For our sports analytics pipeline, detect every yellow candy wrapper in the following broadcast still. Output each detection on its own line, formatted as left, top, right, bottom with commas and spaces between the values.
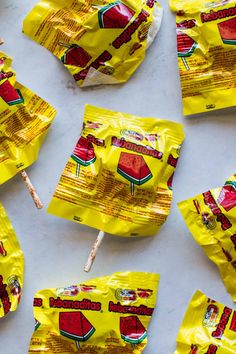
23, 0, 163, 87
178, 174, 236, 302
0, 202, 24, 318
175, 290, 236, 353
169, 0, 236, 115
0, 51, 56, 185
28, 271, 159, 353
48, 104, 184, 237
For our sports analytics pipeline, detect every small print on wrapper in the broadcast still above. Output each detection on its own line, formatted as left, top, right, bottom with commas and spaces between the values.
178, 174, 236, 302
0, 202, 24, 319
175, 290, 236, 353
28, 272, 159, 354
23, 0, 163, 87
0, 51, 56, 185
169, 0, 236, 116
47, 104, 184, 237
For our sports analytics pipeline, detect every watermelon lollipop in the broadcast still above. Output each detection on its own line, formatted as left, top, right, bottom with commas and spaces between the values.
120, 316, 147, 346
177, 31, 197, 70
218, 17, 236, 45
0, 79, 24, 106
98, 1, 135, 29
59, 312, 95, 349
117, 152, 152, 196
60, 43, 92, 68
217, 180, 236, 212
71, 136, 96, 177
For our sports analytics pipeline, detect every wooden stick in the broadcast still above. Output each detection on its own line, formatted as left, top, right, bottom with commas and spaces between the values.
84, 231, 105, 272
20, 170, 43, 209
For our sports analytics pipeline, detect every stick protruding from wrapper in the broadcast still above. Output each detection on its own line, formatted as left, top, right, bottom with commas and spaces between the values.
20, 170, 43, 209
84, 230, 105, 272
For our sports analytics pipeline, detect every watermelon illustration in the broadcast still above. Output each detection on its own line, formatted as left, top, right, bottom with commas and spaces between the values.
59, 312, 95, 349
34, 319, 41, 331
98, 1, 135, 29
117, 152, 152, 196
0, 241, 7, 256
177, 31, 197, 70
218, 17, 236, 45
0, 80, 24, 106
167, 173, 174, 190
217, 180, 236, 212
120, 316, 147, 346
61, 44, 92, 68
71, 136, 96, 177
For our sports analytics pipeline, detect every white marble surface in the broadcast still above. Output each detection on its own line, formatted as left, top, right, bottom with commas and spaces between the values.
0, 1, 236, 353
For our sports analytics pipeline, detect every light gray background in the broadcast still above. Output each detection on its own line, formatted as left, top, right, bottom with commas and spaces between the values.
0, 1, 236, 353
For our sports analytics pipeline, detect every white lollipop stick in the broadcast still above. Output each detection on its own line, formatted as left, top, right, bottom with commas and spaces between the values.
181, 57, 189, 70
84, 231, 105, 272
20, 170, 43, 209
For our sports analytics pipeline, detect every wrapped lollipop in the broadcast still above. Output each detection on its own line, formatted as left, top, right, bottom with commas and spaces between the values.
178, 173, 236, 302
0, 51, 56, 208
48, 105, 184, 271
28, 272, 159, 354
0, 202, 24, 318
23, 0, 163, 87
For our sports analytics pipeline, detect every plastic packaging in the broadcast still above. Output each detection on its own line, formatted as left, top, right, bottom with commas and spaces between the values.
170, 0, 236, 115
28, 271, 159, 353
0, 51, 56, 185
0, 202, 24, 318
48, 104, 184, 238
175, 290, 236, 353
23, 0, 163, 87
178, 174, 236, 301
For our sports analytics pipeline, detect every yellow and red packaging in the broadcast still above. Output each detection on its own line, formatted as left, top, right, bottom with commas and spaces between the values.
0, 202, 24, 318
0, 51, 56, 184
169, 0, 236, 115
28, 271, 159, 353
23, 0, 163, 87
175, 290, 236, 353
48, 104, 184, 237
178, 174, 236, 302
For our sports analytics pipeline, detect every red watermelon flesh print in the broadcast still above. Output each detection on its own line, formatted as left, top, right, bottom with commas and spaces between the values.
117, 152, 152, 196
71, 136, 96, 177
177, 31, 197, 70
218, 17, 236, 45
59, 312, 95, 348
177, 32, 197, 57
98, 1, 135, 29
120, 316, 147, 345
0, 80, 24, 106
217, 181, 236, 212
61, 45, 92, 68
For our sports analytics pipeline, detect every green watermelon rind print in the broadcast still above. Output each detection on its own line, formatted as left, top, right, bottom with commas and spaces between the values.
71, 154, 96, 167
117, 167, 153, 186
98, 1, 121, 28
34, 320, 41, 331
222, 38, 236, 45
178, 42, 197, 58
7, 89, 24, 106
60, 326, 95, 342
121, 331, 147, 345
225, 180, 236, 189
